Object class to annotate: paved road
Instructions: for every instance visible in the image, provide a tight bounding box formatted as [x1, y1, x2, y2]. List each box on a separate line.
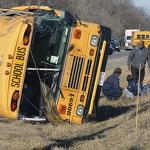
[107, 50, 130, 70]
[108, 50, 130, 60]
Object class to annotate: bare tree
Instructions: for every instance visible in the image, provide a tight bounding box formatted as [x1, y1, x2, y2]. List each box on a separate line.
[0, 0, 150, 39]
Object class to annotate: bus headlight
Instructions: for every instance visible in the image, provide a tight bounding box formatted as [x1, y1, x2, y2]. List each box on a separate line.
[76, 105, 84, 116]
[91, 35, 98, 46]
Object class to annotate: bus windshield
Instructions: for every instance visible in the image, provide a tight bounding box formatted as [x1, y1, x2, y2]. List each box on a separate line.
[27, 15, 69, 100]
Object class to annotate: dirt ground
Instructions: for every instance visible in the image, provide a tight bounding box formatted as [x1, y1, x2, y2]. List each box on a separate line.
[0, 52, 150, 150]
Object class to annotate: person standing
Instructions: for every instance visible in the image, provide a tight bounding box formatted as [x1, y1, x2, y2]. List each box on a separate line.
[127, 40, 150, 83]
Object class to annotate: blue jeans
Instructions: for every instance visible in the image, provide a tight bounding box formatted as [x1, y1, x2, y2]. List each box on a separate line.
[102, 89, 122, 100]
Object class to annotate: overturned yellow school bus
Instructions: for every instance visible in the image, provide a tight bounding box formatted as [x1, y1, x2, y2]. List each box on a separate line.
[0, 6, 111, 124]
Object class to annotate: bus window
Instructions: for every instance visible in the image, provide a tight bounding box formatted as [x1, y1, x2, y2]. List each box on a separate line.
[137, 35, 140, 39]
[127, 36, 131, 40]
[142, 35, 145, 39]
[146, 35, 149, 39]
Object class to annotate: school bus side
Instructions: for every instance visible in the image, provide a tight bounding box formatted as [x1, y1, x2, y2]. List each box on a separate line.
[132, 31, 150, 47]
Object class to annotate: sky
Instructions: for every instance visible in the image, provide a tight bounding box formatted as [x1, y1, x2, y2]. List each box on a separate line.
[133, 0, 150, 14]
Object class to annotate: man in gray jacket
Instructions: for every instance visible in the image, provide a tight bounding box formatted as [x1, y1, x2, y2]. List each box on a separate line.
[127, 40, 150, 83]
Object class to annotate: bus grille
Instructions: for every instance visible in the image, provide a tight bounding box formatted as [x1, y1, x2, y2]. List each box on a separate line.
[68, 56, 84, 89]
[82, 59, 92, 91]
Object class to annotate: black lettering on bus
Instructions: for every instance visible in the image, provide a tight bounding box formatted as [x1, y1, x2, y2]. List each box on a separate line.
[69, 93, 74, 98]
[67, 97, 74, 115]
[12, 73, 21, 80]
[12, 78, 20, 84]
[11, 82, 20, 88]
[16, 47, 26, 61]
[14, 63, 23, 70]
[13, 70, 22, 77]
[11, 63, 24, 88]
[17, 47, 26, 53]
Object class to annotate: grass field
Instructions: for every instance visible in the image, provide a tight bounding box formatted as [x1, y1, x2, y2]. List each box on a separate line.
[0, 52, 150, 150]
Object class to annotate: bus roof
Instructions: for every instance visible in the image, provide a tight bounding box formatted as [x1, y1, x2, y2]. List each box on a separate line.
[125, 29, 139, 34]
[133, 31, 150, 34]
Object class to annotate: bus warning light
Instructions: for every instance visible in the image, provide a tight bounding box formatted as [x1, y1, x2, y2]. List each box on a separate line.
[11, 90, 19, 112]
[58, 104, 66, 114]
[73, 29, 81, 39]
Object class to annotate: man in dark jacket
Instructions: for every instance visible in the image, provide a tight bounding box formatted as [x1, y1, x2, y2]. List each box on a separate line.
[102, 68, 122, 100]
[127, 40, 150, 83]
[126, 75, 138, 96]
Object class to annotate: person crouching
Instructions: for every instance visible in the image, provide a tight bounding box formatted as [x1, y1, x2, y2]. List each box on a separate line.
[123, 75, 138, 99]
[102, 68, 123, 100]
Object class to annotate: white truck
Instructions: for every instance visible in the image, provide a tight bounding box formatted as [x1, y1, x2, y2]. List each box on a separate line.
[125, 29, 140, 50]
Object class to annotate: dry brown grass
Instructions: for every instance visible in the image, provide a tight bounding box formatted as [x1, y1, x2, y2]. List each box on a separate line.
[0, 52, 150, 150]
